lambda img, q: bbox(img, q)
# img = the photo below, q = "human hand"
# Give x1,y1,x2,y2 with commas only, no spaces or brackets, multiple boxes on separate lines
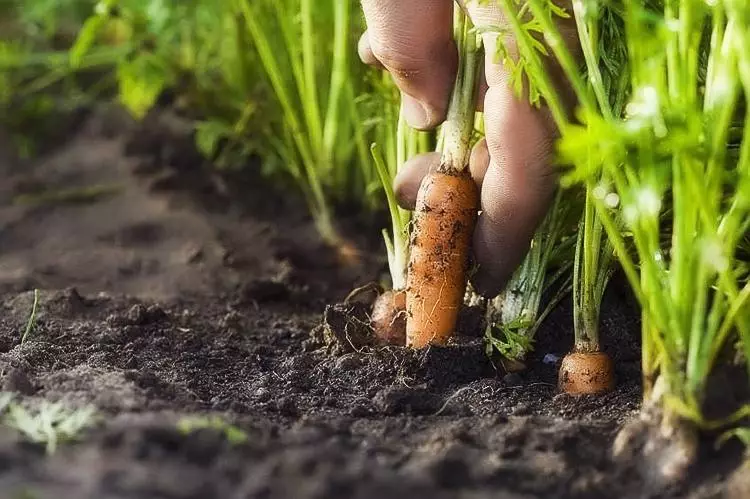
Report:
359,0,579,297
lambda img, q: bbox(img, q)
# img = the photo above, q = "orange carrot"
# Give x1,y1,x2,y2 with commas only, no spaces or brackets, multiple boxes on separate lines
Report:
558,351,615,395
406,171,479,347
404,10,483,348
371,289,407,345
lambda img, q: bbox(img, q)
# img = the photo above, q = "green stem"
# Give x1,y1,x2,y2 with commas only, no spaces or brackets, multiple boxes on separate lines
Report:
497,0,569,130
372,142,407,289
21,289,39,344
322,0,349,161
572,1,612,119
588,188,644,308
439,10,482,173
572,188,612,353
712,281,750,376
527,0,597,117
300,0,323,153
237,0,337,244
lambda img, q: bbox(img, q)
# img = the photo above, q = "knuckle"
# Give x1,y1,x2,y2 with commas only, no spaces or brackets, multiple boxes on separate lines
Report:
369,39,429,78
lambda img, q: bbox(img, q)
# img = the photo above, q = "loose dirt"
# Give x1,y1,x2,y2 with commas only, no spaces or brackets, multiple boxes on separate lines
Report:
0,109,745,499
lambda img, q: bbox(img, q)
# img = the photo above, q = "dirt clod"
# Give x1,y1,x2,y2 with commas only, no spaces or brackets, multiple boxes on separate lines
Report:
2,367,36,395
373,386,440,415
318,303,375,353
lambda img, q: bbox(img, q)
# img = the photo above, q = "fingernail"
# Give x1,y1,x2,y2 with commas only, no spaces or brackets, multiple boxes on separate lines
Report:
401,94,433,130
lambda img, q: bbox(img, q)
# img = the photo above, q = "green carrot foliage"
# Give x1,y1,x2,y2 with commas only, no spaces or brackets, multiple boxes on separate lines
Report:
490,0,749,434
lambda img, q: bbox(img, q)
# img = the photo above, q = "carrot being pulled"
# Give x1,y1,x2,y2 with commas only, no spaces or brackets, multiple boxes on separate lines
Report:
406,10,483,348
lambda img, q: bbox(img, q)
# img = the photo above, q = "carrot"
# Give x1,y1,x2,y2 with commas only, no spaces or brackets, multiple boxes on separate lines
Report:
371,289,406,345
558,351,614,395
406,171,479,347
405,11,482,348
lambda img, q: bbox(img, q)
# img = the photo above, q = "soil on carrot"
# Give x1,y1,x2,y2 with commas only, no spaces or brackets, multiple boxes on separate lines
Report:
0,108,745,499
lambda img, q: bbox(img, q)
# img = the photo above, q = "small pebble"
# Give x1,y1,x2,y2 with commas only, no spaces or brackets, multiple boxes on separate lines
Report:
543,353,561,365
123,304,167,326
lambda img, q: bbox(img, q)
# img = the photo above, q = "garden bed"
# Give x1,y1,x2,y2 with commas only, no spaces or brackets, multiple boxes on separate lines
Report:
0,112,745,498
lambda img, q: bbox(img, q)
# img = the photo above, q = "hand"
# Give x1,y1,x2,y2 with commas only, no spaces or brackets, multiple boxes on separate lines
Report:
359,0,579,297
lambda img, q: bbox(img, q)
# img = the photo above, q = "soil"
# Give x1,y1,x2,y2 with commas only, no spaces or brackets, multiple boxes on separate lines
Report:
0,107,746,499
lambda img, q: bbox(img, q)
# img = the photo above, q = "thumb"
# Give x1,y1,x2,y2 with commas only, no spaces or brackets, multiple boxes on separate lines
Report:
393,144,489,210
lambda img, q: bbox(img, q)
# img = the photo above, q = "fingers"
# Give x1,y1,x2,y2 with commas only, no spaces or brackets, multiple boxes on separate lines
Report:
393,142,489,210
393,152,439,210
463,2,579,297
471,83,558,297
467,1,581,110
385,1,581,298
357,31,382,68
360,0,457,130
469,138,490,186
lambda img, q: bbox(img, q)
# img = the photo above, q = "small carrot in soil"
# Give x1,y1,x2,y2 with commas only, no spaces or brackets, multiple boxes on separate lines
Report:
371,289,406,345
405,11,482,348
558,191,616,396
344,282,405,346
369,116,431,346
558,351,614,395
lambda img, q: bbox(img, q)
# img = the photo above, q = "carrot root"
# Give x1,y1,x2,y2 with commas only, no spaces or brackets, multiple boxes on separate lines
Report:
558,351,615,395
406,170,479,348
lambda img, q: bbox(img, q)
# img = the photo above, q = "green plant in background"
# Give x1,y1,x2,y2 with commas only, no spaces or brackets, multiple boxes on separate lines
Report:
559,1,630,396
235,0,392,249
4,0,398,248
0,1,127,157
68,0,272,165
177,415,248,445
0,394,98,455
492,0,750,481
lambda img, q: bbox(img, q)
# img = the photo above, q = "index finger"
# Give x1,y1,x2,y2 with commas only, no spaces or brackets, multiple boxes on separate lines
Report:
360,0,457,130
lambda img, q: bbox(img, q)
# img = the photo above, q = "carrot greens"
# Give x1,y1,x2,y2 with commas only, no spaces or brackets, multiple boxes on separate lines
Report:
4,1,400,249
371,112,431,291
490,0,750,479
235,0,388,249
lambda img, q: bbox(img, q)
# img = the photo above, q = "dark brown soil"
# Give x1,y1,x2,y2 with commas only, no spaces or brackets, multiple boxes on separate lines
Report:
0,109,745,499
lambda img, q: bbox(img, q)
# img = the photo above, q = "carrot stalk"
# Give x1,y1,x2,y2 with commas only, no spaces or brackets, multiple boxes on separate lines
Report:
405,9,483,348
